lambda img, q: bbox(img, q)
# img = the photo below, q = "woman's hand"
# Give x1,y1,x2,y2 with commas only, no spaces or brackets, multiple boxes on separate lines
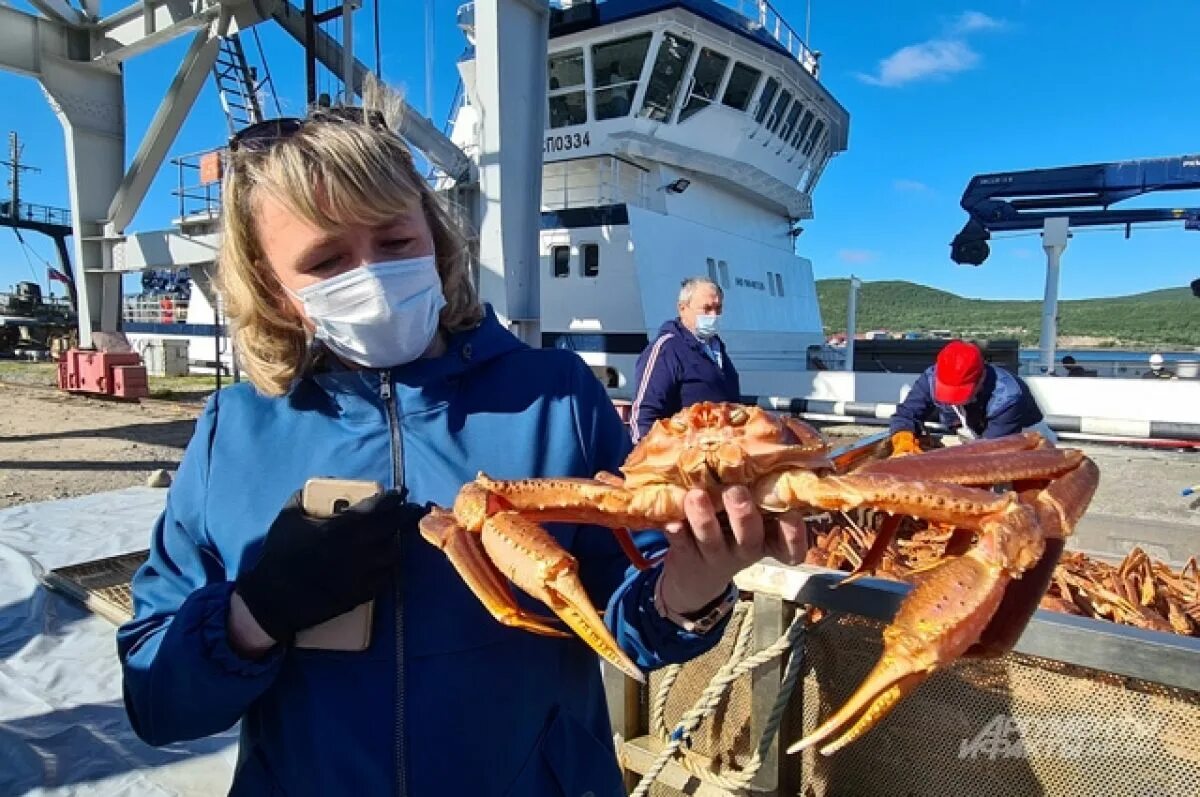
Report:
657,486,808,615
233,489,427,647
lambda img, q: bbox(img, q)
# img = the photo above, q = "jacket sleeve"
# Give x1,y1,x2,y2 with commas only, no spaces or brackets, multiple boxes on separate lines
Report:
982,400,1028,438
117,395,284,746
888,371,936,435
629,334,681,442
568,357,730,670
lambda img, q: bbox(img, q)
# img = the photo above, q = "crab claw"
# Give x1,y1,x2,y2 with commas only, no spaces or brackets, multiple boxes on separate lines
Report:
789,521,1022,756
481,511,646,683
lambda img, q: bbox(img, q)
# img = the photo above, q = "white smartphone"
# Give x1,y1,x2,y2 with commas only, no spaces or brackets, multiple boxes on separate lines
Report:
292,478,384,652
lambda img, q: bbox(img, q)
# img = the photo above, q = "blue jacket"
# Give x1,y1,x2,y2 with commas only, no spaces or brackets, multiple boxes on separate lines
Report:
117,308,727,797
889,364,1044,439
629,318,741,441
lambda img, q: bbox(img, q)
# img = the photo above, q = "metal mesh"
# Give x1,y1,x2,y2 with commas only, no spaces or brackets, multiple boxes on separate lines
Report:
795,614,1200,797
635,610,1200,797
43,550,148,625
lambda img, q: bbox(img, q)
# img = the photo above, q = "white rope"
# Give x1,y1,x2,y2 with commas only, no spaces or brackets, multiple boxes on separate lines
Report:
630,602,810,796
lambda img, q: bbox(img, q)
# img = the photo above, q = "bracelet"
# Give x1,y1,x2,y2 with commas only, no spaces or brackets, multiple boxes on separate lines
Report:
653,576,738,634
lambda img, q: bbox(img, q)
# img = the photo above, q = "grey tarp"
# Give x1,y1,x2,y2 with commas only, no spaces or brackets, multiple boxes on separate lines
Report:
0,488,236,795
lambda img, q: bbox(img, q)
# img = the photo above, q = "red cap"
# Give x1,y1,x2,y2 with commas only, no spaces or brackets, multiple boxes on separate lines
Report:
934,340,984,404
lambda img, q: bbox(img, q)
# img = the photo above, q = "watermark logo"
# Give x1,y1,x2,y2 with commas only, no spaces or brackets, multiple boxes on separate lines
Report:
958,714,1162,760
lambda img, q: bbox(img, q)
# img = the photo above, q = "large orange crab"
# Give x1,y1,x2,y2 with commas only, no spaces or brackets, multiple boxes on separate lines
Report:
418,401,1099,753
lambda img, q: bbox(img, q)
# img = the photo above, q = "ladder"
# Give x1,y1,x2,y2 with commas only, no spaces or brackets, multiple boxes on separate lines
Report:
211,30,281,135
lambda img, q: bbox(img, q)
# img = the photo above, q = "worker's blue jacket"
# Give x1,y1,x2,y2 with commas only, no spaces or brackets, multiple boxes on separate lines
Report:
629,318,741,441
889,363,1044,439
117,307,727,797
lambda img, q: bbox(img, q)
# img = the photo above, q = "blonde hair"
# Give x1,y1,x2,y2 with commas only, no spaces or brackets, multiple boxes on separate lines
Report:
216,81,483,396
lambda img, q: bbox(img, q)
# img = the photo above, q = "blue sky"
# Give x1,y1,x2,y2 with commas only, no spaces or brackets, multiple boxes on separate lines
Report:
1,0,1198,301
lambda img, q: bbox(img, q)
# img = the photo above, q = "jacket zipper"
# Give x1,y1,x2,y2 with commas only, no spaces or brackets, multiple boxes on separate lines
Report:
380,371,407,797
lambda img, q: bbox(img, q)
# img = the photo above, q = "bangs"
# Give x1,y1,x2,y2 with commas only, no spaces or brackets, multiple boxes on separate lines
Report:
245,123,424,232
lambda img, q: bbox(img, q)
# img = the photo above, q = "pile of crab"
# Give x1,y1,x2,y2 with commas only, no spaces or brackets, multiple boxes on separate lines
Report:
808,501,1200,638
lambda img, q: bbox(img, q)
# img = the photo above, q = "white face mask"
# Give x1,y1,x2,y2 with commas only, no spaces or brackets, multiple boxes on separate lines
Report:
694,313,720,340
289,255,446,368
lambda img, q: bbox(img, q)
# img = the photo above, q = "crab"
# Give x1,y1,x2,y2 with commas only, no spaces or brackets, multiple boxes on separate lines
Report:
417,401,1099,754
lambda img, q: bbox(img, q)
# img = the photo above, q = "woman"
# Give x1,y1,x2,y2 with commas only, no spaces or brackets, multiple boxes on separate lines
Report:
117,90,807,796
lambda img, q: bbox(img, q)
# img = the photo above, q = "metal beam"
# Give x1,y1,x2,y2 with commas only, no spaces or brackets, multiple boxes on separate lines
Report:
91,0,261,66
28,0,87,27
0,4,71,78
107,28,219,233
112,229,219,272
271,0,473,182
472,0,549,345
38,55,126,347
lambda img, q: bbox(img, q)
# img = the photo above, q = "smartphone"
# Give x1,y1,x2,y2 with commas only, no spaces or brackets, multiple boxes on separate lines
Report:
293,478,384,652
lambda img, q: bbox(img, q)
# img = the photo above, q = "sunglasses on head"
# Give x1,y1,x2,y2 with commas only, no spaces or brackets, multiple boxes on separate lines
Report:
227,107,389,153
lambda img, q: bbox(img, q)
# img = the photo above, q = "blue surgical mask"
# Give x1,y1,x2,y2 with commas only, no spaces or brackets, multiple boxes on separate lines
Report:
288,255,446,368
695,313,720,340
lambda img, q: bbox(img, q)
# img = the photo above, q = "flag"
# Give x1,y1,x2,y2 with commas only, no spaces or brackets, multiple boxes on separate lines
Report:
47,267,71,285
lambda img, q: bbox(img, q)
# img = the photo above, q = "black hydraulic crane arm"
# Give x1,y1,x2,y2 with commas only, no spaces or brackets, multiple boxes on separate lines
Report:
950,155,1200,266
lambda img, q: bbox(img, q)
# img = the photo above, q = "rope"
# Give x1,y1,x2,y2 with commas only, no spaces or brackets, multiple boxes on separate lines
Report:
629,602,810,796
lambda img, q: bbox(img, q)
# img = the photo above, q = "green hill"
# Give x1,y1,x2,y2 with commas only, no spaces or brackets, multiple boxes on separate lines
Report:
815,280,1200,348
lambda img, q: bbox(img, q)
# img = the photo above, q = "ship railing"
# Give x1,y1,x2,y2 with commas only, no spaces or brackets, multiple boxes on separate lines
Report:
719,0,820,76
0,200,73,229
122,296,190,326
171,148,225,224
541,156,649,210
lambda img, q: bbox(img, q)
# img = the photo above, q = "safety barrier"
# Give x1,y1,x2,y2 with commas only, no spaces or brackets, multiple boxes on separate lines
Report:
745,395,1200,443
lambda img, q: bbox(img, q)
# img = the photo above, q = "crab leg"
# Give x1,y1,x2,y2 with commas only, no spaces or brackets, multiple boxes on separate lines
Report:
479,510,646,682
857,445,1083,487
774,459,1098,756
419,507,570,638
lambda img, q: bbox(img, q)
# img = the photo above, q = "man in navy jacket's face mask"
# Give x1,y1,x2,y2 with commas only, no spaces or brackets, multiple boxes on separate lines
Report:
629,277,742,442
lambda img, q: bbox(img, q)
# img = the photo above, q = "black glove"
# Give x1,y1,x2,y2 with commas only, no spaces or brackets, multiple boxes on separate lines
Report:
234,488,426,644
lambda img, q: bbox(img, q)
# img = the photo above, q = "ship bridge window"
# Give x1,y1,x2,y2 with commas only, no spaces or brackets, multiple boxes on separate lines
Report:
592,33,652,120
721,63,761,111
548,49,587,128
790,109,815,150
678,48,730,123
802,119,827,156
753,77,779,124
552,245,571,278
639,33,695,122
767,90,793,135
778,102,803,142
775,273,785,296
582,243,600,277
706,257,718,284
717,259,730,288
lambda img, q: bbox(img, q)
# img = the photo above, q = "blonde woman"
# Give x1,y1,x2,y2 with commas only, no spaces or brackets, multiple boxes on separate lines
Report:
117,95,806,796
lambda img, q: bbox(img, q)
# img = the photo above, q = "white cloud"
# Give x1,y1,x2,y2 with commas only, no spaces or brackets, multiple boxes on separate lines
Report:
894,179,931,193
838,249,879,264
951,11,1005,34
859,10,1007,88
858,39,979,87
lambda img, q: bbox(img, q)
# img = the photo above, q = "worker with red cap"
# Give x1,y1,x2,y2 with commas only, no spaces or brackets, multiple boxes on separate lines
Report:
889,340,1053,455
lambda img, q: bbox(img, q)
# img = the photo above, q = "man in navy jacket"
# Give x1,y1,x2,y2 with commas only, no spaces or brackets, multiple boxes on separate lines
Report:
889,339,1053,453
630,277,741,441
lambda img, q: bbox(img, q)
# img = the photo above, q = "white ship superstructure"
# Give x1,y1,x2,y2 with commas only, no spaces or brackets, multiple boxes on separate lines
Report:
449,0,849,396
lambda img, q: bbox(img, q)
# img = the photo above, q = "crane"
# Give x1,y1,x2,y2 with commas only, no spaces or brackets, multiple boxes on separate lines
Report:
949,155,1200,373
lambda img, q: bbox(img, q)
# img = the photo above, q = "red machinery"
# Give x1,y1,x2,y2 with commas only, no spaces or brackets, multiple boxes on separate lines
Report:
57,349,149,399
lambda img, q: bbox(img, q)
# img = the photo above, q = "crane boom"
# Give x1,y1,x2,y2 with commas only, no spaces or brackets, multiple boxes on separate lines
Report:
951,155,1200,265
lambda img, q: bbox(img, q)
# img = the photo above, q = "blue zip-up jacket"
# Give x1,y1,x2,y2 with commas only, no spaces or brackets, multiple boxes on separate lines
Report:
629,318,741,441
889,364,1044,439
117,307,728,797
